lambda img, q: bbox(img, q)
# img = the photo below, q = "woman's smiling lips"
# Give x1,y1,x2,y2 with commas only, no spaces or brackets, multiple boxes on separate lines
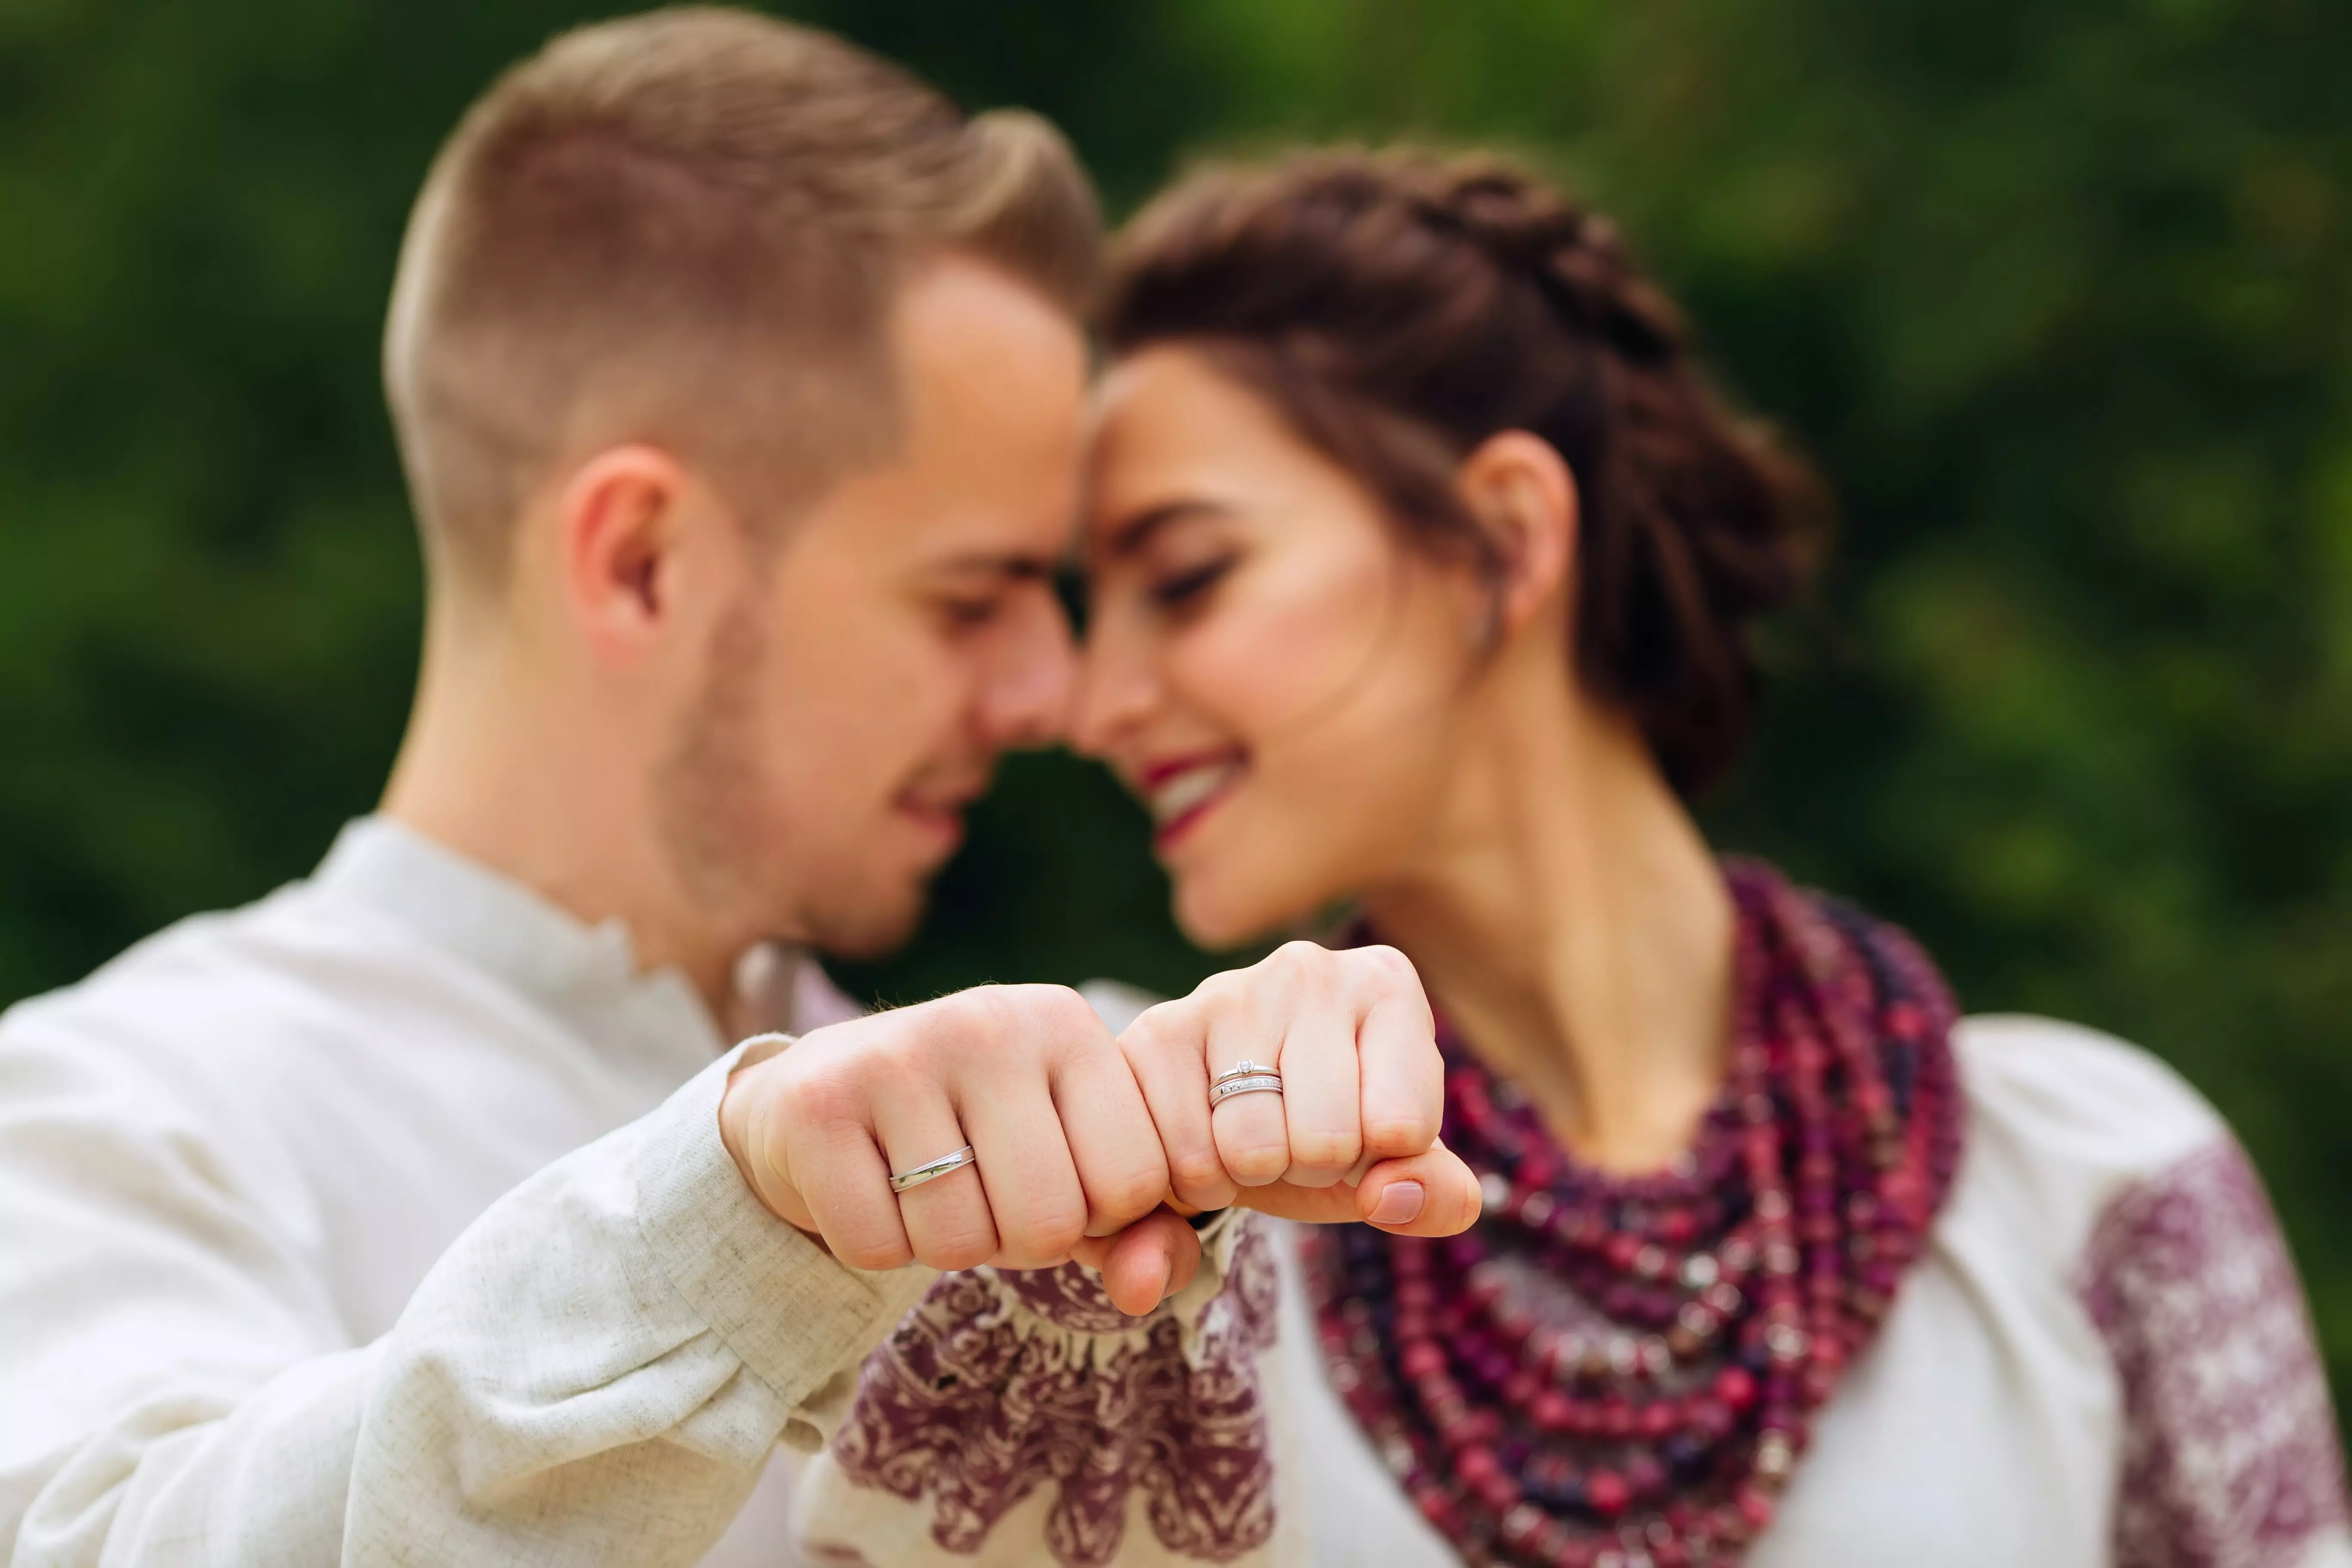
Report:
1138,750,1248,851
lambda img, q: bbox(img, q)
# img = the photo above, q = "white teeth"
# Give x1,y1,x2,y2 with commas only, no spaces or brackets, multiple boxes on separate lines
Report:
1147,761,1240,826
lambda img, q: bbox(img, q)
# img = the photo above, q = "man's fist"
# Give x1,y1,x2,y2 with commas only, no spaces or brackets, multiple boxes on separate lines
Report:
718,985,1191,1312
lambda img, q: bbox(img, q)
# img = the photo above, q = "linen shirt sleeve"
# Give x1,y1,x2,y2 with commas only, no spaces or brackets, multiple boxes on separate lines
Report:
1,1033,932,1567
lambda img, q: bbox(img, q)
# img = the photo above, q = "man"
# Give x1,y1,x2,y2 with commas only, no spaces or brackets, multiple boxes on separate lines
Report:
0,12,1478,1564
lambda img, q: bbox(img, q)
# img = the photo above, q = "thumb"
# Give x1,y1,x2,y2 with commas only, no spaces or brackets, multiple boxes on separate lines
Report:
1351,1140,1482,1235
1069,1207,1203,1315
1228,1139,1483,1237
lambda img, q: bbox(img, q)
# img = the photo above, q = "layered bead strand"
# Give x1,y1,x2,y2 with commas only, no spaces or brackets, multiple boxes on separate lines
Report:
1310,862,1964,1568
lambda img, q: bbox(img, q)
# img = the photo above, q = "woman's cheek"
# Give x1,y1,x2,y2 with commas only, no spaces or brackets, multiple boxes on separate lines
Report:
1189,567,1392,735
1166,614,1310,737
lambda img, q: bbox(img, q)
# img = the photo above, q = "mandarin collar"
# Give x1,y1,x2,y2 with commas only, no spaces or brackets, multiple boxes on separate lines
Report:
312,816,726,1081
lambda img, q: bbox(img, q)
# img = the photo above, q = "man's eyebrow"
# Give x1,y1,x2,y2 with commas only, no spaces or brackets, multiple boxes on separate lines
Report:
922,551,1059,582
1102,499,1228,558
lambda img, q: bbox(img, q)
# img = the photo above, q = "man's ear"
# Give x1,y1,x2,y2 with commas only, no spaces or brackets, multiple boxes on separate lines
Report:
556,444,695,664
1454,431,1578,642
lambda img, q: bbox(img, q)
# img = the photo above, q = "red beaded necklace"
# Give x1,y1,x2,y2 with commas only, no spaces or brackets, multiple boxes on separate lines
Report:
1309,861,1964,1568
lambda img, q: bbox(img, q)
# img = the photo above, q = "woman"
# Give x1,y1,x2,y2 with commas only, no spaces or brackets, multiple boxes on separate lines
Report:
796,150,2347,1568
1059,152,2348,1567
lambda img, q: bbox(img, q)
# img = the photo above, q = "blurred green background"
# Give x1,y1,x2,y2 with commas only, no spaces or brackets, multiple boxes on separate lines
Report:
5,0,2349,1421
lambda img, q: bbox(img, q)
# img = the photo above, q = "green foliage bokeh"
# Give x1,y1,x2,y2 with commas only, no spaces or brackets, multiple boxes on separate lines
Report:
4,0,2349,1422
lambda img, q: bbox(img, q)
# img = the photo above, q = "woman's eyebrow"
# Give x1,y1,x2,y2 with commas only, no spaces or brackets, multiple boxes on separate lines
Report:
1104,499,1228,558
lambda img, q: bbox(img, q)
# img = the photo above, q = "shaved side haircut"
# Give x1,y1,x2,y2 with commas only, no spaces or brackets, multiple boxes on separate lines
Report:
383,6,1099,591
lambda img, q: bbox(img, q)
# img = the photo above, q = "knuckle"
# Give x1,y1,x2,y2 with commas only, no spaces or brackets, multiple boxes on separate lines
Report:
1275,938,1326,967
1269,940,1329,986
1289,1130,1362,1170
1189,969,1243,1011
840,1234,914,1272
1351,943,1420,991
1225,1139,1289,1178
1039,985,1111,1046
986,984,1100,1054
1363,1111,1441,1153
918,1222,998,1273
1093,1164,1169,1220
948,987,1020,1050
785,1063,865,1130
1170,1151,1228,1195
1005,1199,1088,1261
1117,1003,1177,1058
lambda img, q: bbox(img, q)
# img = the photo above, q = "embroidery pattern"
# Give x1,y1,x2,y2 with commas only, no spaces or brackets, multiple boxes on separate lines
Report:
828,1221,1282,1565
2079,1138,2350,1568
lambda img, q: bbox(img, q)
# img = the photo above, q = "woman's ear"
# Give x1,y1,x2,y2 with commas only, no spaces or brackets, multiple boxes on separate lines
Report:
1454,431,1578,642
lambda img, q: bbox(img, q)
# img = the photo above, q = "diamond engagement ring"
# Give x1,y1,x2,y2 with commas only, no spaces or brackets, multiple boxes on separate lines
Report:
1210,1060,1284,1108
888,1144,977,1194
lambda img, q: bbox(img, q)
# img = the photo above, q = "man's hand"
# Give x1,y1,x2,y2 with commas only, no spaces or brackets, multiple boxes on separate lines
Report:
718,985,1199,1315
1119,942,1482,1236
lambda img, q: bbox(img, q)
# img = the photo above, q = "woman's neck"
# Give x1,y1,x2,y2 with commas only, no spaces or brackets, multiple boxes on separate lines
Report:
1363,675,1735,1173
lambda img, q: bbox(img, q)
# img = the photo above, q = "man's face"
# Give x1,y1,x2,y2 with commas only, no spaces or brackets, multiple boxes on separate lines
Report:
658,257,1088,958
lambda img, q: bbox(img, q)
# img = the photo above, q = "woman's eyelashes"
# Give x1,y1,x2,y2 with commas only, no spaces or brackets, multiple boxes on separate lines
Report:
1146,554,1236,612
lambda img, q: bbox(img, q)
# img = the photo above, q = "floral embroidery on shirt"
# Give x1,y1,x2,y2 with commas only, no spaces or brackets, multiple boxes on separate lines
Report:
2078,1137,2350,1568
827,1220,1281,1565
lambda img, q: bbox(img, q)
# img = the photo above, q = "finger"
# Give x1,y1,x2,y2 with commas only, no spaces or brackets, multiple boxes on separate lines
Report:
959,1060,1089,1271
1051,1026,1171,1236
776,1062,913,1271
1346,945,1442,1162
1353,1142,1482,1235
1230,1140,1482,1238
1204,969,1294,1188
1121,998,1237,1213
871,1081,994,1273
1270,955,1362,1188
1071,1209,1203,1315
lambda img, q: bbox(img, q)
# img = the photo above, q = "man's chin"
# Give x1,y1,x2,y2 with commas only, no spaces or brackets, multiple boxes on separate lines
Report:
798,885,929,962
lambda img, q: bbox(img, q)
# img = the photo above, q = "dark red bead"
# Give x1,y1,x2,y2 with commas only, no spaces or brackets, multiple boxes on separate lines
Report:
1399,1341,1446,1380
1715,1366,1758,1410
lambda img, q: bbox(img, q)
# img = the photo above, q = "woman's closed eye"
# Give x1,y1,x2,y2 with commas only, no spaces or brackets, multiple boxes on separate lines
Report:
1147,555,1235,611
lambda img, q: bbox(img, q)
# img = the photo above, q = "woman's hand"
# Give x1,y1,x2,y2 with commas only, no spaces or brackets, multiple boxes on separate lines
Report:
1116,941,1483,1237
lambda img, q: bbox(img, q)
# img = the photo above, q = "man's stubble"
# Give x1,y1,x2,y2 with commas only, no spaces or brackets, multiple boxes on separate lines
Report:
654,595,928,966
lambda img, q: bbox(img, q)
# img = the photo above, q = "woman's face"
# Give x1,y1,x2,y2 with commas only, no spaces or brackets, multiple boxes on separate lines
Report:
1075,346,1486,948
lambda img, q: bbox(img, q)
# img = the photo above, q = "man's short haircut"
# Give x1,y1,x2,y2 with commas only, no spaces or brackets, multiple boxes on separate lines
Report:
383,6,1100,591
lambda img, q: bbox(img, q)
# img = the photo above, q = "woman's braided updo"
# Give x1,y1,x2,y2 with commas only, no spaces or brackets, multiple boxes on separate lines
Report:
1100,149,1820,795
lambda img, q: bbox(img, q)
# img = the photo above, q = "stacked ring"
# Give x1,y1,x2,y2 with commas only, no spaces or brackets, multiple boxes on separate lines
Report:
1210,1060,1285,1108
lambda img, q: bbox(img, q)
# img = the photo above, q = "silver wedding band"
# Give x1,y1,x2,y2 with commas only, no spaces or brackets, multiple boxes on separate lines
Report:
888,1144,977,1194
1210,1060,1284,1108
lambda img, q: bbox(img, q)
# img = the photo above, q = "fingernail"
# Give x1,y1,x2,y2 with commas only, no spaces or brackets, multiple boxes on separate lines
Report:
1159,1257,1174,1302
1369,1181,1425,1226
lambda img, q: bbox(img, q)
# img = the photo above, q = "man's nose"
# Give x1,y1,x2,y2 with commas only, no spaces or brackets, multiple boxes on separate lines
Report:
977,591,1078,750
1066,610,1153,761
